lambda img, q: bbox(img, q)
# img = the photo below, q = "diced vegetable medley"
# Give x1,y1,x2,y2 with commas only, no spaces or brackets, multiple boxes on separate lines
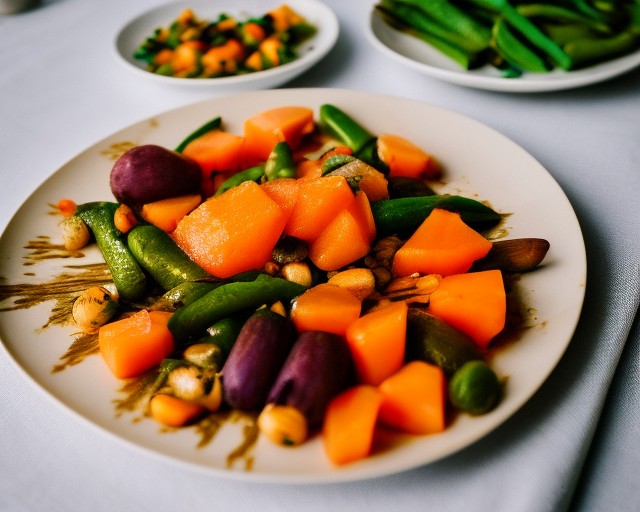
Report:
133,4,316,78
60,103,550,466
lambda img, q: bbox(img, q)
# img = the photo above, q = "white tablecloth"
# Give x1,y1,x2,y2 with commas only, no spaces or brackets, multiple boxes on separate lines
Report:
1,1,639,511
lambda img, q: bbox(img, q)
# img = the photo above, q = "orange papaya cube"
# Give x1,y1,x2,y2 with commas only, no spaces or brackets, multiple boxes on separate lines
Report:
284,175,355,243
182,129,245,177
172,181,287,278
260,178,300,222
392,208,492,278
140,193,202,233
99,310,174,379
290,283,362,336
243,106,315,166
377,133,440,179
378,361,447,435
428,270,506,348
309,191,375,271
323,385,383,465
345,301,408,386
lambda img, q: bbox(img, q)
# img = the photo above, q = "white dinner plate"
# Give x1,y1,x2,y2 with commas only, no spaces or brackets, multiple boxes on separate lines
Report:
0,88,586,483
114,0,338,91
367,8,640,93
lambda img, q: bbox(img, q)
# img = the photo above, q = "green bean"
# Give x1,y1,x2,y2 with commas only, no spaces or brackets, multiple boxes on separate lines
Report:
76,202,147,301
215,165,265,196
319,104,376,155
469,0,574,69
265,142,296,181
174,116,222,153
371,194,503,237
167,274,307,342
387,0,492,53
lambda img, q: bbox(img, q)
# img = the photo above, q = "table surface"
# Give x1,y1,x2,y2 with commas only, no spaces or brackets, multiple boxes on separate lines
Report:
1,1,639,511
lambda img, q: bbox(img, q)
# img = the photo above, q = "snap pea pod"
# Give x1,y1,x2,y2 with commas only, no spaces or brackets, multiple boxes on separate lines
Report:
174,116,221,153
127,224,209,291
371,194,502,237
265,142,296,181
319,104,376,155
564,29,638,66
150,270,264,312
167,274,307,342
493,17,551,72
375,2,478,68
386,0,492,53
215,165,265,196
468,0,574,69
76,202,147,301
516,4,611,33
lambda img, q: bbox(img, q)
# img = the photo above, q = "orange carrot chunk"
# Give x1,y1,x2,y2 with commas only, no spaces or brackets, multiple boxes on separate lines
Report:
243,106,315,166
377,133,440,180
323,385,383,465
309,191,376,271
149,393,206,427
392,208,493,278
378,361,447,435
290,283,362,336
345,301,408,386
428,269,506,348
140,193,201,233
284,175,355,243
98,310,175,379
172,181,287,278
260,178,300,222
181,130,245,196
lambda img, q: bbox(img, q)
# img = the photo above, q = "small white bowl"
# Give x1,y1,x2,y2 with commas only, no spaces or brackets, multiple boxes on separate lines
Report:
114,0,339,91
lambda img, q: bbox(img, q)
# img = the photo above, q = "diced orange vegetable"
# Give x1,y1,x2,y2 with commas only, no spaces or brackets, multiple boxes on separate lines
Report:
295,158,323,179
268,4,306,32
378,361,447,435
149,393,205,427
428,270,506,348
57,199,77,217
392,208,492,278
201,38,245,75
243,106,315,166
171,41,206,73
172,181,287,278
323,385,383,465
153,48,174,66
260,178,300,222
291,283,362,336
259,36,283,66
377,133,440,179
242,22,266,43
308,191,375,271
113,203,138,233
98,310,174,379
345,301,408,386
181,129,245,193
140,193,201,233
284,175,355,243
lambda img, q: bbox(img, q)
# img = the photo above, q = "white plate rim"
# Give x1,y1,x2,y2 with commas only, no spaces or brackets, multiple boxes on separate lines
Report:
0,88,587,483
113,0,339,90
367,8,640,93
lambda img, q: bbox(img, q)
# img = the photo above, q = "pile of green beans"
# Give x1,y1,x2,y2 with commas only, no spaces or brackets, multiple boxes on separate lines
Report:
376,0,640,76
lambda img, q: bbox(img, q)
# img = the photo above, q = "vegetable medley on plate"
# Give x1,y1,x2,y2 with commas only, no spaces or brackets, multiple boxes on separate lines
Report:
56,103,550,466
133,4,316,79
375,0,640,77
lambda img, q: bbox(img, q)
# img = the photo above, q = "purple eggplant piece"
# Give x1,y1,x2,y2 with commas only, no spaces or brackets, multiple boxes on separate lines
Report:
221,310,296,411
267,330,354,427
